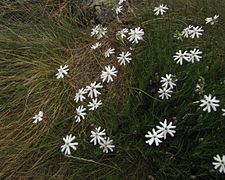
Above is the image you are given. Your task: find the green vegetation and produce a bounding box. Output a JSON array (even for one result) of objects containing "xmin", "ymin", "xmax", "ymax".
[{"xmin": 0, "ymin": 0, "xmax": 224, "ymax": 179}]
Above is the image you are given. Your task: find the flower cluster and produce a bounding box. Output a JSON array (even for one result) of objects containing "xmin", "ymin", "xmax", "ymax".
[
  {"xmin": 145, "ymin": 119, "xmax": 176, "ymax": 146},
  {"xmin": 175, "ymin": 25, "xmax": 204, "ymax": 40},
  {"xmin": 90, "ymin": 126, "xmax": 115, "ymax": 153},
  {"xmin": 172, "ymin": 11, "xmax": 224, "ymax": 174},
  {"xmin": 74, "ymin": 82, "xmax": 103, "ymax": 123},
  {"xmin": 173, "ymin": 49, "xmax": 203, "ymax": 65},
  {"xmin": 31, "ymin": 2, "xmax": 224, "ymax": 175},
  {"xmin": 158, "ymin": 74, "xmax": 177, "ymax": 100},
  {"xmin": 171, "ymin": 15, "xmax": 223, "ymax": 118},
  {"xmin": 53, "ymin": 0, "xmax": 145, "ymax": 155},
  {"xmin": 205, "ymin": 15, "xmax": 219, "ymax": 25}
]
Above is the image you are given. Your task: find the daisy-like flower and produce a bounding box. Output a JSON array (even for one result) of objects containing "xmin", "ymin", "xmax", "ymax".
[
  {"xmin": 99, "ymin": 137, "xmax": 115, "ymax": 153},
  {"xmin": 156, "ymin": 119, "xmax": 176, "ymax": 139},
  {"xmin": 88, "ymin": 98, "xmax": 102, "ymax": 111},
  {"xmin": 181, "ymin": 25, "xmax": 194, "ymax": 38},
  {"xmin": 91, "ymin": 24, "xmax": 107, "ymax": 39},
  {"xmin": 118, "ymin": 0, "xmax": 126, "ymax": 5},
  {"xmin": 74, "ymin": 88, "xmax": 87, "ymax": 103},
  {"xmin": 212, "ymin": 154, "xmax": 225, "ymax": 173},
  {"xmin": 61, "ymin": 134, "xmax": 78, "ymax": 155},
  {"xmin": 75, "ymin": 105, "xmax": 86, "ymax": 123},
  {"xmin": 222, "ymin": 109, "xmax": 225, "ymax": 116},
  {"xmin": 145, "ymin": 128, "xmax": 163, "ymax": 146},
  {"xmin": 127, "ymin": 27, "xmax": 144, "ymax": 44},
  {"xmin": 90, "ymin": 126, "xmax": 106, "ymax": 145},
  {"xmin": 153, "ymin": 4, "xmax": 168, "ymax": 16},
  {"xmin": 32, "ymin": 111, "xmax": 43, "ymax": 124},
  {"xmin": 97, "ymin": 26, "xmax": 108, "ymax": 39},
  {"xmin": 56, "ymin": 65, "xmax": 69, "ymax": 79},
  {"xmin": 116, "ymin": 28, "xmax": 129, "ymax": 40},
  {"xmin": 91, "ymin": 25, "xmax": 100, "ymax": 37},
  {"xmin": 189, "ymin": 26, "xmax": 204, "ymax": 39},
  {"xmin": 189, "ymin": 48, "xmax": 202, "ymax": 63},
  {"xmin": 200, "ymin": 94, "xmax": 220, "ymax": 113},
  {"xmin": 101, "ymin": 65, "xmax": 118, "ymax": 83},
  {"xmin": 105, "ymin": 48, "xmax": 115, "ymax": 58},
  {"xmin": 116, "ymin": 5, "xmax": 123, "ymax": 15},
  {"xmin": 173, "ymin": 50, "xmax": 190, "ymax": 65},
  {"xmin": 117, "ymin": 51, "xmax": 132, "ymax": 66},
  {"xmin": 91, "ymin": 42, "xmax": 101, "ymax": 50},
  {"xmin": 205, "ymin": 15, "xmax": 219, "ymax": 25},
  {"xmin": 86, "ymin": 81, "xmax": 103, "ymax": 99},
  {"xmin": 158, "ymin": 87, "xmax": 172, "ymax": 100},
  {"xmin": 160, "ymin": 74, "xmax": 176, "ymax": 89}
]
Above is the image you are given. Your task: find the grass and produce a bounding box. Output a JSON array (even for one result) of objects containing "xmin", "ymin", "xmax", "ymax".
[{"xmin": 0, "ymin": 0, "xmax": 225, "ymax": 179}]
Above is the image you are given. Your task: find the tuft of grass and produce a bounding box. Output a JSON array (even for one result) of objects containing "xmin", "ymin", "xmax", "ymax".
[{"xmin": 0, "ymin": 0, "xmax": 225, "ymax": 179}]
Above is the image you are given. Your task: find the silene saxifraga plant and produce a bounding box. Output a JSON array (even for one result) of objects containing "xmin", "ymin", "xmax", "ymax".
[{"xmin": 22, "ymin": 0, "xmax": 224, "ymax": 178}]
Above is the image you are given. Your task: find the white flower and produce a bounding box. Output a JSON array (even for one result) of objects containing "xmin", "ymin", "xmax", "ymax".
[
  {"xmin": 91, "ymin": 24, "xmax": 107, "ymax": 39},
  {"xmin": 189, "ymin": 48, "xmax": 203, "ymax": 63},
  {"xmin": 212, "ymin": 154, "xmax": 225, "ymax": 173},
  {"xmin": 61, "ymin": 134, "xmax": 78, "ymax": 155},
  {"xmin": 91, "ymin": 25, "xmax": 100, "ymax": 37},
  {"xmin": 189, "ymin": 26, "xmax": 204, "ymax": 39},
  {"xmin": 200, "ymin": 94, "xmax": 220, "ymax": 113},
  {"xmin": 156, "ymin": 119, "xmax": 176, "ymax": 139},
  {"xmin": 205, "ymin": 15, "xmax": 219, "ymax": 25},
  {"xmin": 101, "ymin": 65, "xmax": 118, "ymax": 83},
  {"xmin": 91, "ymin": 42, "xmax": 101, "ymax": 50},
  {"xmin": 173, "ymin": 50, "xmax": 190, "ymax": 65},
  {"xmin": 75, "ymin": 105, "xmax": 86, "ymax": 123},
  {"xmin": 117, "ymin": 51, "xmax": 132, "ymax": 66},
  {"xmin": 74, "ymin": 88, "xmax": 87, "ymax": 103},
  {"xmin": 158, "ymin": 87, "xmax": 172, "ymax": 100},
  {"xmin": 105, "ymin": 48, "xmax": 115, "ymax": 58},
  {"xmin": 88, "ymin": 98, "xmax": 102, "ymax": 111},
  {"xmin": 116, "ymin": 5, "xmax": 123, "ymax": 15},
  {"xmin": 160, "ymin": 74, "xmax": 176, "ymax": 89},
  {"xmin": 56, "ymin": 65, "xmax": 69, "ymax": 79},
  {"xmin": 127, "ymin": 27, "xmax": 144, "ymax": 44},
  {"xmin": 86, "ymin": 81, "xmax": 103, "ymax": 99},
  {"xmin": 99, "ymin": 137, "xmax": 115, "ymax": 153},
  {"xmin": 32, "ymin": 111, "xmax": 43, "ymax": 124},
  {"xmin": 145, "ymin": 128, "xmax": 163, "ymax": 146},
  {"xmin": 97, "ymin": 26, "xmax": 108, "ymax": 39},
  {"xmin": 90, "ymin": 126, "xmax": 106, "ymax": 145},
  {"xmin": 118, "ymin": 0, "xmax": 126, "ymax": 5},
  {"xmin": 153, "ymin": 4, "xmax": 168, "ymax": 16},
  {"xmin": 116, "ymin": 28, "xmax": 129, "ymax": 40},
  {"xmin": 195, "ymin": 83, "xmax": 201, "ymax": 93},
  {"xmin": 174, "ymin": 30, "xmax": 183, "ymax": 40},
  {"xmin": 182, "ymin": 25, "xmax": 194, "ymax": 38},
  {"xmin": 222, "ymin": 109, "xmax": 225, "ymax": 116}
]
